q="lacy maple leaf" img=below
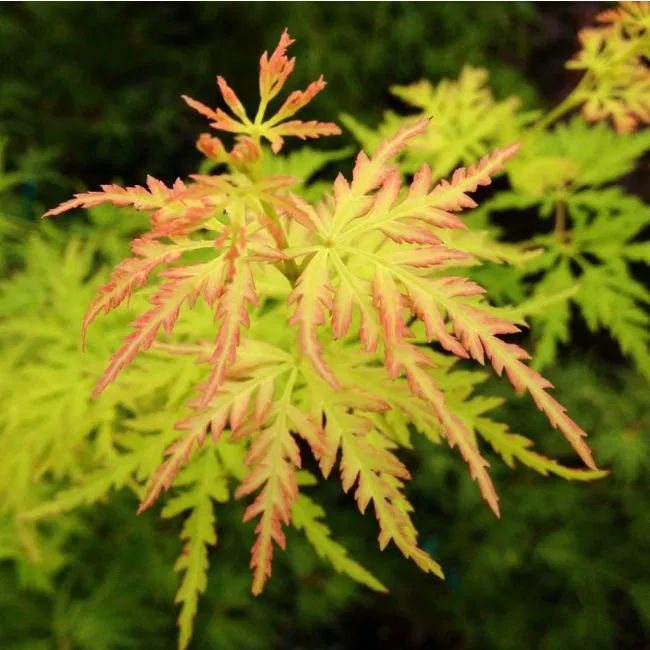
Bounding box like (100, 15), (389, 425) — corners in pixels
(41, 29), (603, 646)
(182, 29), (341, 153)
(568, 2), (650, 133)
(284, 119), (598, 499)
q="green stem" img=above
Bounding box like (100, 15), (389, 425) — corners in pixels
(554, 200), (567, 244)
(526, 74), (591, 138)
(282, 258), (301, 285)
(258, 203), (301, 285)
(254, 97), (269, 127)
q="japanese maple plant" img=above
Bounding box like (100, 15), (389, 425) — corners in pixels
(45, 29), (606, 647)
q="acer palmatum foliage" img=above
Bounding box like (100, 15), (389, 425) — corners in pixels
(45, 27), (602, 627)
(567, 1), (650, 133)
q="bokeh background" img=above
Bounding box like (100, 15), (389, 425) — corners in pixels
(1, 3), (649, 650)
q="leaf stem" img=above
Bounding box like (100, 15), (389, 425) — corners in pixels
(526, 74), (590, 137)
(258, 203), (301, 284)
(554, 200), (567, 244)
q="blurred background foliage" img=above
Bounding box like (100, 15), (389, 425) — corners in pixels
(1, 2), (649, 649)
(0, 2), (539, 189)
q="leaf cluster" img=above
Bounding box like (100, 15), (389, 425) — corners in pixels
(3, 6), (648, 649)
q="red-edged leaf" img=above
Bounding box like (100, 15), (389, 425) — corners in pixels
(43, 175), (186, 218)
(82, 241), (183, 348)
(265, 120), (342, 154)
(92, 261), (224, 398)
(270, 75), (328, 123)
(137, 423), (208, 514)
(236, 410), (301, 595)
(319, 396), (443, 578)
(259, 29), (296, 102)
(287, 250), (339, 388)
(216, 75), (249, 123)
(200, 260), (259, 407)
(431, 282), (598, 470)
(398, 343), (500, 516)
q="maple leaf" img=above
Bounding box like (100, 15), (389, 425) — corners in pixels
(43, 175), (219, 241)
(19, 424), (181, 522)
(286, 119), (514, 383)
(344, 66), (535, 180)
(504, 116), (650, 197)
(36, 24), (608, 646)
(390, 67), (532, 178)
(298, 366), (444, 576)
(567, 7), (650, 133)
(291, 493), (387, 592)
(90, 257), (226, 398)
(160, 448), (230, 650)
(78, 238), (215, 349)
(138, 341), (295, 514)
(485, 123), (650, 381)
(182, 29), (341, 153)
(44, 173), (289, 405)
(234, 370), (326, 595)
(285, 119), (599, 492)
(596, 1), (650, 35)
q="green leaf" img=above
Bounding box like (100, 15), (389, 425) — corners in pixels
(575, 265), (650, 381)
(292, 494), (387, 593)
(161, 448), (230, 650)
(476, 417), (607, 481)
(510, 117), (650, 193)
(21, 426), (180, 521)
(529, 260), (576, 370)
(388, 67), (529, 178)
(569, 189), (650, 256)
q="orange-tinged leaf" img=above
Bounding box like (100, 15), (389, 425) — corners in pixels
(92, 260), (225, 398)
(265, 120), (342, 154)
(138, 423), (208, 514)
(293, 127), (523, 388)
(372, 266), (405, 354)
(82, 243), (183, 349)
(92, 281), (194, 398)
(183, 30), (339, 154)
(216, 75), (249, 123)
(332, 406), (444, 577)
(186, 361), (291, 445)
(200, 260), (259, 407)
(369, 168), (402, 216)
(259, 28), (296, 102)
(182, 94), (245, 134)
(568, 13), (650, 133)
(267, 193), (326, 234)
(271, 75), (328, 122)
(398, 343), (500, 516)
(379, 221), (443, 246)
(329, 119), (430, 237)
(434, 288), (598, 470)
(401, 279), (469, 359)
(43, 175), (187, 218)
(286, 404), (327, 458)
(288, 250), (339, 388)
(330, 252), (382, 352)
(236, 409), (301, 595)
(596, 1), (650, 30)
(196, 133), (227, 160)
(384, 245), (472, 269)
(371, 119), (431, 171)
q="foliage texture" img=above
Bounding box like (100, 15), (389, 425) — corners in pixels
(28, 25), (621, 648)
